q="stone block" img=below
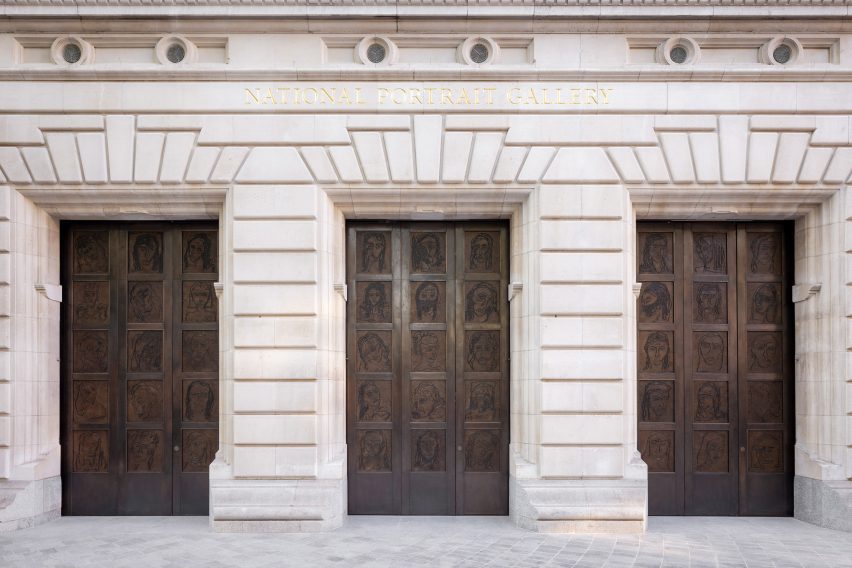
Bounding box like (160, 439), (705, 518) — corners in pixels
(237, 148), (313, 184)
(233, 415), (317, 445)
(541, 415), (623, 445)
(539, 220), (623, 251)
(233, 252), (318, 283)
(540, 252), (623, 283)
(233, 348), (318, 379)
(543, 148), (620, 184)
(541, 349), (624, 380)
(540, 284), (624, 315)
(232, 185), (318, 219)
(233, 381), (317, 413)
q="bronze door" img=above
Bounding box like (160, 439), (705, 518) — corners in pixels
(347, 222), (509, 515)
(62, 223), (219, 515)
(637, 222), (793, 516)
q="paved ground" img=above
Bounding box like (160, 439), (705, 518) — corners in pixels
(1, 516), (850, 568)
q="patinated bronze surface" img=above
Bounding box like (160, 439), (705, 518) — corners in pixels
(347, 223), (508, 515)
(62, 223), (219, 515)
(637, 223), (792, 516)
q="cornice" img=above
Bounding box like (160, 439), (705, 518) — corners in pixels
(0, 0), (850, 19)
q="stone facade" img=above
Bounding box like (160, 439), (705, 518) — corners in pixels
(0, 0), (850, 533)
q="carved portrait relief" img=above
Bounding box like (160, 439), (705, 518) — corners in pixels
(73, 331), (109, 373)
(183, 232), (217, 273)
(184, 380), (217, 422)
(694, 283), (726, 324)
(182, 281), (217, 323)
(693, 233), (727, 274)
(748, 233), (781, 275)
(638, 233), (673, 274)
(182, 429), (217, 472)
(639, 430), (674, 472)
(748, 332), (782, 373)
(127, 381), (163, 422)
(127, 430), (163, 473)
(638, 282), (673, 324)
(466, 231), (499, 273)
(410, 381), (447, 421)
(72, 381), (108, 424)
(128, 330), (163, 373)
(411, 281), (446, 323)
(411, 232), (446, 273)
(128, 232), (163, 273)
(73, 430), (108, 473)
(73, 231), (109, 274)
(356, 281), (392, 323)
(412, 430), (445, 472)
(639, 331), (673, 373)
(128, 281), (163, 324)
(356, 380), (392, 422)
(411, 331), (445, 372)
(748, 430), (783, 473)
(748, 283), (781, 324)
(464, 282), (499, 323)
(182, 331), (218, 373)
(694, 381), (728, 423)
(748, 381), (783, 423)
(356, 331), (392, 373)
(694, 431), (728, 473)
(73, 282), (109, 325)
(464, 331), (500, 372)
(639, 380), (673, 422)
(357, 231), (390, 274)
(465, 381), (498, 421)
(694, 332), (727, 373)
(357, 429), (391, 472)
(464, 430), (500, 472)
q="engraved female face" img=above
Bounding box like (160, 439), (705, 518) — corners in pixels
(753, 235), (777, 272)
(75, 382), (97, 410)
(362, 382), (381, 408)
(753, 434), (780, 469)
(698, 285), (720, 313)
(470, 234), (493, 270)
(188, 382), (212, 419)
(470, 334), (498, 370)
(471, 383), (494, 411)
(366, 284), (383, 307)
(80, 432), (101, 455)
(419, 335), (440, 366)
(417, 283), (438, 303)
(418, 235), (439, 264)
(752, 285), (777, 320)
(186, 236), (206, 264)
(362, 336), (385, 367)
(132, 285), (154, 313)
(641, 287), (660, 309)
(134, 236), (158, 271)
(644, 334), (669, 372)
(130, 385), (156, 418)
(752, 335), (778, 370)
(189, 282), (212, 308)
(700, 436), (723, 466)
(417, 432), (439, 462)
(648, 433), (670, 463)
(413, 384), (439, 418)
(363, 431), (385, 457)
(471, 284), (495, 319)
(697, 384), (717, 416)
(646, 236), (666, 267)
(186, 432), (208, 467)
(699, 334), (725, 370)
(364, 235), (384, 264)
(644, 382), (670, 418)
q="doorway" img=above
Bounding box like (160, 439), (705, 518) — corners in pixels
(61, 222), (219, 515)
(346, 222), (509, 515)
(636, 222), (793, 516)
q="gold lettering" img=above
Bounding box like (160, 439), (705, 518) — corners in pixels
(409, 89), (423, 105)
(482, 87), (496, 105)
(338, 88), (352, 104)
(456, 88), (472, 105)
(541, 89), (552, 105)
(584, 89), (597, 105)
(392, 88), (407, 104)
(319, 88), (336, 104)
(599, 88), (612, 105)
(526, 88), (539, 105)
(441, 88), (453, 105)
(244, 88), (261, 105)
(569, 88), (582, 105)
(260, 88), (276, 104)
(424, 88), (437, 105)
(277, 88), (290, 104)
(507, 87), (521, 105)
(355, 88), (366, 104)
(377, 88), (391, 104)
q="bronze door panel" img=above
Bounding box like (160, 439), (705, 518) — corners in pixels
(62, 223), (219, 516)
(637, 222), (793, 516)
(347, 222), (508, 516)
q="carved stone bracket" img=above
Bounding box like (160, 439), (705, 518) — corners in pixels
(213, 282), (223, 299)
(632, 282), (643, 299)
(792, 282), (821, 303)
(507, 282), (522, 303)
(334, 283), (348, 302)
(34, 283), (62, 303)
